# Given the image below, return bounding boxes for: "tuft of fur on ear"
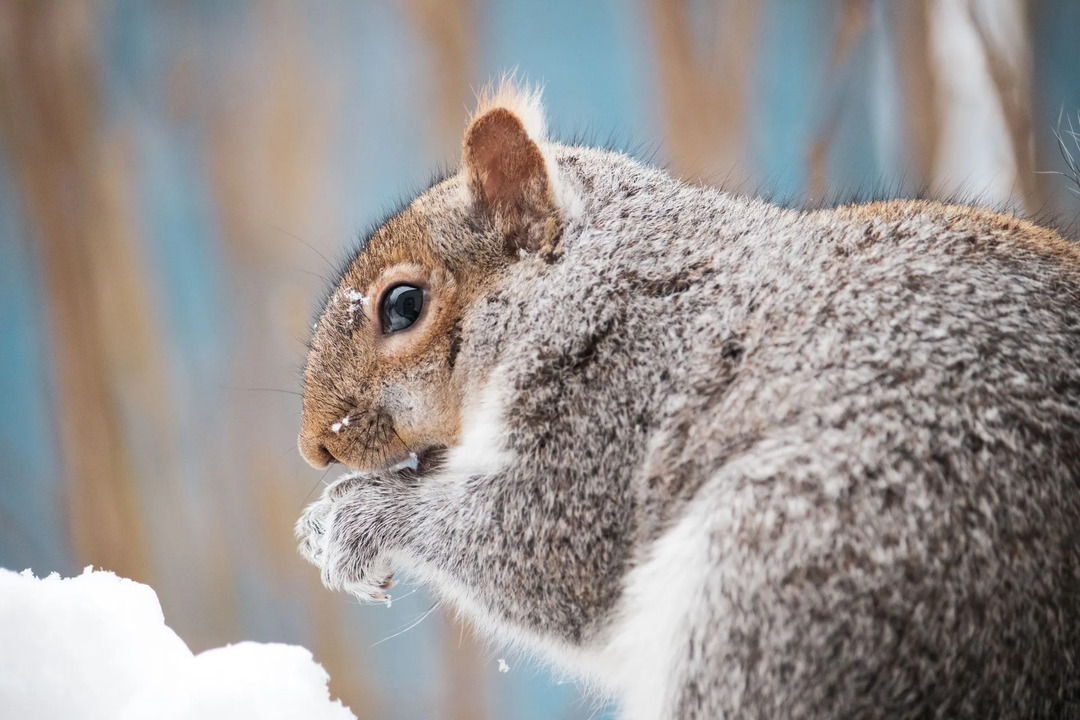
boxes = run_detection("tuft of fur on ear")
[463,79,574,259]
[472,78,549,146]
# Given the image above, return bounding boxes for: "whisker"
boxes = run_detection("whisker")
[384,586,420,604]
[389,424,413,457]
[299,464,336,508]
[219,385,303,397]
[293,267,330,280]
[272,224,338,273]
[370,602,440,647]
[363,415,376,467]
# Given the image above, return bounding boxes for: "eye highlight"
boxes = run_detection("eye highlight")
[380,284,424,333]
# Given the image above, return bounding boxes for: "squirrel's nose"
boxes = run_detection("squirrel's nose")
[298,433,337,469]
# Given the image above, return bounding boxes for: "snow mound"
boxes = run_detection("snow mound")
[120,642,354,720]
[0,567,356,720]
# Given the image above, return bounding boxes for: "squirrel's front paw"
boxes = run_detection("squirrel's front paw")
[296,474,399,603]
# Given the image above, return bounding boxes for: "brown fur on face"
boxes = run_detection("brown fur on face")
[298,90,562,470]
[298,205,472,470]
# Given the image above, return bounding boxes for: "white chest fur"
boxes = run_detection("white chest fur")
[587,499,715,719]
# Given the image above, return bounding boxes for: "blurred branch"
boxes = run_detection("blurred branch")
[440,618,488,720]
[0,2,150,580]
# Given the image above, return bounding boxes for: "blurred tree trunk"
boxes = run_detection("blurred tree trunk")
[649,0,758,183]
[895,0,940,193]
[971,0,1042,211]
[926,0,1038,211]
[400,0,477,159]
[0,2,151,582]
[807,0,871,201]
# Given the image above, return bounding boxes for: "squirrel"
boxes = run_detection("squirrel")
[295,81,1080,719]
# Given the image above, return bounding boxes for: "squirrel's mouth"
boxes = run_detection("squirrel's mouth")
[379,445,448,477]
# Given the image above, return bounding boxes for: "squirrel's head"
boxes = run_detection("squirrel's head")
[298,82,577,470]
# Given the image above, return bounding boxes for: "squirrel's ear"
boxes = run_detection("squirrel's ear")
[463,84,568,258]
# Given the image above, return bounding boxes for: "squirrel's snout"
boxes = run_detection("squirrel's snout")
[298,407,350,468]
[298,404,408,470]
[298,433,337,469]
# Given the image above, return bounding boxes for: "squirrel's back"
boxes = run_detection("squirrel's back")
[532,145,1080,717]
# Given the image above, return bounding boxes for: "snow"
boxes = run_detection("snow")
[0,567,356,720]
[497,658,510,673]
[342,288,370,326]
[120,643,354,720]
[343,289,368,305]
[388,452,419,472]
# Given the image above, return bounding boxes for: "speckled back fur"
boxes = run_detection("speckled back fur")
[296,93,1080,719]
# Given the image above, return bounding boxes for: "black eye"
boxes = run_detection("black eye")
[380,284,424,333]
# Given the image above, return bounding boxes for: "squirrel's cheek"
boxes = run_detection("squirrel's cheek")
[377,383,423,425]
[372,364,462,455]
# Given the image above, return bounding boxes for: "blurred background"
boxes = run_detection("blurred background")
[1,1,1078,718]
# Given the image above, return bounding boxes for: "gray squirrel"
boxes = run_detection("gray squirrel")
[295,83,1080,719]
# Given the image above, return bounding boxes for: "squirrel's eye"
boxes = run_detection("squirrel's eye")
[380,284,424,333]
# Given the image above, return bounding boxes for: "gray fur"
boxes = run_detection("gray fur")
[298,143,1080,718]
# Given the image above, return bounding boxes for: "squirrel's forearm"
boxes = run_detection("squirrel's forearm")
[398,466,635,649]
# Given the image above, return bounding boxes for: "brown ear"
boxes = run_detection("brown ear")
[463,106,561,257]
